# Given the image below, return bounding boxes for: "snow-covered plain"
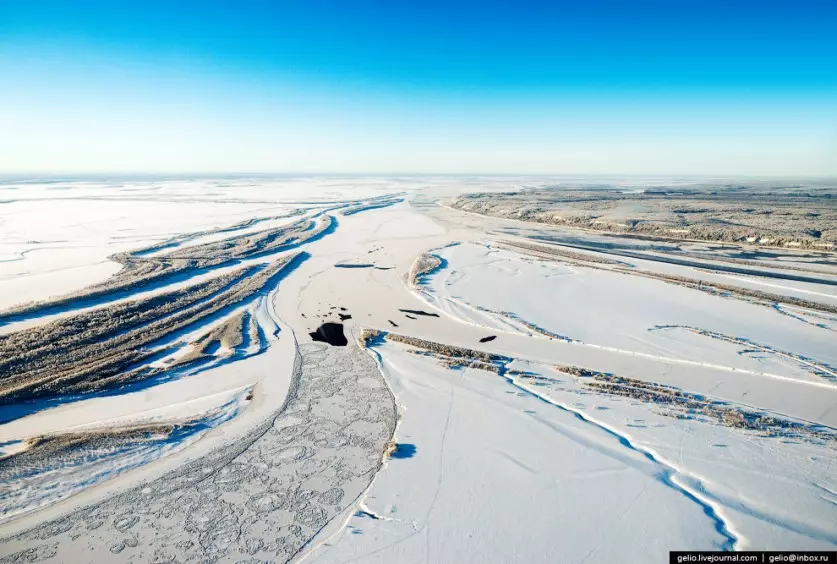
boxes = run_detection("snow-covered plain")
[0,177,834,563]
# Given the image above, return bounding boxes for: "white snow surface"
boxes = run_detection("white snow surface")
[1,177,835,562]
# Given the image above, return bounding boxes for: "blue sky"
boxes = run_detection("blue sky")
[1,0,835,175]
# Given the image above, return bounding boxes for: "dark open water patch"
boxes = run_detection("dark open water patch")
[339,313,352,321]
[479,335,497,343]
[335,263,395,270]
[399,309,439,317]
[388,320,398,327]
[309,323,348,346]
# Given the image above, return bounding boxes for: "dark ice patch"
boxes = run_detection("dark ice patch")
[398,309,439,318]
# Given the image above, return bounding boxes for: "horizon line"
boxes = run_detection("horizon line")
[2,171,836,181]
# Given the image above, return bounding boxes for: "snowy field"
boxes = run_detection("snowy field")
[0,177,834,563]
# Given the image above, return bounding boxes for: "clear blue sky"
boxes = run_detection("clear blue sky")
[2,0,835,175]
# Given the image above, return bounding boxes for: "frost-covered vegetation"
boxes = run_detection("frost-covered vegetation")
[569,369,837,444]
[380,331,511,372]
[627,267,837,315]
[499,239,621,265]
[340,195,404,216]
[171,311,249,367]
[0,253,300,403]
[406,252,443,287]
[1,215,329,320]
[452,182,837,249]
